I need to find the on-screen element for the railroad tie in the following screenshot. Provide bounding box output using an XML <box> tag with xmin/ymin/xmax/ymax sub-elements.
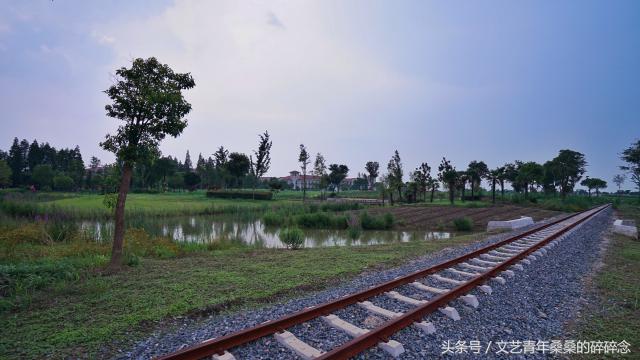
<box><xmin>212</xmin><ymin>351</ymin><xmax>236</xmax><ymax>360</ymax></box>
<box><xmin>481</xmin><ymin>253</ymin><xmax>509</xmax><ymax>261</ymax></box>
<box><xmin>385</xmin><ymin>291</ymin><xmax>427</xmax><ymax>306</ymax></box>
<box><xmin>430</xmin><ymin>274</ymin><xmax>465</xmax><ymax>286</ymax></box>
<box><xmin>358</xmin><ymin>301</ymin><xmax>403</xmax><ymax>318</ymax></box>
<box><xmin>411</xmin><ymin>281</ymin><xmax>448</xmax><ymax>294</ymax></box>
<box><xmin>446</xmin><ymin>268</ymin><xmax>480</xmax><ymax>277</ymax></box>
<box><xmin>322</xmin><ymin>314</ymin><xmax>405</xmax><ymax>358</ymax></box>
<box><xmin>472</xmin><ymin>258</ymin><xmax>501</xmax><ymax>267</ymax></box>
<box><xmin>459</xmin><ymin>262</ymin><xmax>490</xmax><ymax>272</ymax></box>
<box><xmin>274</xmin><ymin>331</ymin><xmax>325</xmax><ymax>360</ymax></box>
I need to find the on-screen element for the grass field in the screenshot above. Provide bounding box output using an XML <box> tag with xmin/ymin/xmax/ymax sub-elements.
<box><xmin>575</xmin><ymin>203</ymin><xmax>640</xmax><ymax>357</ymax></box>
<box><xmin>0</xmin><ymin>232</ymin><xmax>486</xmax><ymax>359</ymax></box>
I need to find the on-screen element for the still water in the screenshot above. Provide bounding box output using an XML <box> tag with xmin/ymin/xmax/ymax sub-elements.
<box><xmin>79</xmin><ymin>216</ymin><xmax>455</xmax><ymax>248</ymax></box>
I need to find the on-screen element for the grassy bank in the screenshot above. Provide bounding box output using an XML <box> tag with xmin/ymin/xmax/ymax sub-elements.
<box><xmin>0</xmin><ymin>231</ymin><xmax>485</xmax><ymax>359</ymax></box>
<box><xmin>575</xmin><ymin>204</ymin><xmax>639</xmax><ymax>356</ymax></box>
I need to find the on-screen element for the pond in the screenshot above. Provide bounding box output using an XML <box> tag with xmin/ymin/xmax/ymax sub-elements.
<box><xmin>79</xmin><ymin>216</ymin><xmax>457</xmax><ymax>248</ymax></box>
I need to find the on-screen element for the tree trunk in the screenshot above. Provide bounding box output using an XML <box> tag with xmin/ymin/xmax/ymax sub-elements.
<box><xmin>492</xmin><ymin>179</ymin><xmax>496</xmax><ymax>204</ymax></box>
<box><xmin>500</xmin><ymin>181</ymin><xmax>505</xmax><ymax>199</ymax></box>
<box><xmin>106</xmin><ymin>164</ymin><xmax>133</xmax><ymax>272</ymax></box>
<box><xmin>449</xmin><ymin>183</ymin><xmax>455</xmax><ymax>204</ymax></box>
<box><xmin>302</xmin><ymin>173</ymin><xmax>307</xmax><ymax>202</ymax></box>
<box><xmin>430</xmin><ymin>187</ymin><xmax>435</xmax><ymax>203</ymax></box>
<box><xmin>471</xmin><ymin>184</ymin><xmax>474</xmax><ymax>199</ymax></box>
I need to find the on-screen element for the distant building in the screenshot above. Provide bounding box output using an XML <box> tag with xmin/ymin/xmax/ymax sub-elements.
<box><xmin>280</xmin><ymin>171</ymin><xmax>321</xmax><ymax>190</ymax></box>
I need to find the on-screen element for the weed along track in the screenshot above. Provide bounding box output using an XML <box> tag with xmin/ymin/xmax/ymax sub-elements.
<box><xmin>155</xmin><ymin>205</ymin><xmax>609</xmax><ymax>360</ymax></box>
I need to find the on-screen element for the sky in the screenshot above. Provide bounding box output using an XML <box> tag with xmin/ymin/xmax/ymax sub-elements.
<box><xmin>1</xmin><ymin>0</ymin><xmax>639</xmax><ymax>191</ymax></box>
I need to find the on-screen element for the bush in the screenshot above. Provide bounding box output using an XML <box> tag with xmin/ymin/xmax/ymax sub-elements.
<box><xmin>453</xmin><ymin>217</ymin><xmax>474</xmax><ymax>231</ymax></box>
<box><xmin>280</xmin><ymin>227</ymin><xmax>304</xmax><ymax>249</ymax></box>
<box><xmin>294</xmin><ymin>212</ymin><xmax>348</xmax><ymax>229</ymax></box>
<box><xmin>206</xmin><ymin>190</ymin><xmax>273</xmax><ymax>200</ymax></box>
<box><xmin>360</xmin><ymin>212</ymin><xmax>394</xmax><ymax>230</ymax></box>
<box><xmin>320</xmin><ymin>202</ymin><xmax>362</xmax><ymax>212</ymax></box>
<box><xmin>262</xmin><ymin>211</ymin><xmax>285</xmax><ymax>226</ymax></box>
<box><xmin>348</xmin><ymin>226</ymin><xmax>361</xmax><ymax>240</ymax></box>
<box><xmin>53</xmin><ymin>175</ymin><xmax>74</xmax><ymax>191</ymax></box>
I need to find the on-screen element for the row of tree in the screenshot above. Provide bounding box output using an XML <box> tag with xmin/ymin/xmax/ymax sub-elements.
<box><xmin>0</xmin><ymin>138</ymin><xmax>85</xmax><ymax>190</ymax></box>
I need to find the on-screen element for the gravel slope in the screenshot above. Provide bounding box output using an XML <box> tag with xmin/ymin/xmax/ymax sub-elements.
<box><xmin>122</xmin><ymin>208</ymin><xmax>611</xmax><ymax>359</ymax></box>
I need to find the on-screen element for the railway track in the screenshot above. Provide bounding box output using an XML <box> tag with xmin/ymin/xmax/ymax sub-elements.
<box><xmin>157</xmin><ymin>204</ymin><xmax>609</xmax><ymax>360</ymax></box>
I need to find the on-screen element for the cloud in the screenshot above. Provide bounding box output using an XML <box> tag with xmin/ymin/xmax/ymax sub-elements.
<box><xmin>95</xmin><ymin>0</ymin><xmax>411</xmax><ymax>130</ymax></box>
<box><xmin>267</xmin><ymin>11</ymin><xmax>285</xmax><ymax>29</ymax></box>
<box><xmin>91</xmin><ymin>30</ymin><xmax>116</xmax><ymax>45</ymax></box>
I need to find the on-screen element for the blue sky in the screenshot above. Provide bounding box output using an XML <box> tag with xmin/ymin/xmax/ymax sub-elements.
<box><xmin>1</xmin><ymin>1</ymin><xmax>638</xmax><ymax>190</ymax></box>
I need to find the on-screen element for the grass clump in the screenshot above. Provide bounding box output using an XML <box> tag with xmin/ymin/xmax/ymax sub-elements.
<box><xmin>452</xmin><ymin>217</ymin><xmax>474</xmax><ymax>231</ymax></box>
<box><xmin>294</xmin><ymin>212</ymin><xmax>348</xmax><ymax>229</ymax></box>
<box><xmin>262</xmin><ymin>211</ymin><xmax>285</xmax><ymax>226</ymax></box>
<box><xmin>360</xmin><ymin>212</ymin><xmax>394</xmax><ymax>230</ymax></box>
<box><xmin>348</xmin><ymin>227</ymin><xmax>362</xmax><ymax>240</ymax></box>
<box><xmin>279</xmin><ymin>227</ymin><xmax>305</xmax><ymax>249</ymax></box>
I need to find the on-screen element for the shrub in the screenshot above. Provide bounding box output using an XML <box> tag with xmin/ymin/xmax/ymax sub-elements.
<box><xmin>53</xmin><ymin>175</ymin><xmax>74</xmax><ymax>191</ymax></box>
<box><xmin>453</xmin><ymin>217</ymin><xmax>474</xmax><ymax>231</ymax></box>
<box><xmin>348</xmin><ymin>226</ymin><xmax>361</xmax><ymax>240</ymax></box>
<box><xmin>206</xmin><ymin>190</ymin><xmax>273</xmax><ymax>200</ymax></box>
<box><xmin>262</xmin><ymin>211</ymin><xmax>285</xmax><ymax>226</ymax></box>
<box><xmin>280</xmin><ymin>227</ymin><xmax>305</xmax><ymax>249</ymax></box>
<box><xmin>294</xmin><ymin>213</ymin><xmax>348</xmax><ymax>229</ymax></box>
<box><xmin>360</xmin><ymin>212</ymin><xmax>394</xmax><ymax>230</ymax></box>
<box><xmin>320</xmin><ymin>202</ymin><xmax>362</xmax><ymax>212</ymax></box>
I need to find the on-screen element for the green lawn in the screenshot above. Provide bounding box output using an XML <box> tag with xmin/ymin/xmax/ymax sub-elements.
<box><xmin>0</xmin><ymin>233</ymin><xmax>485</xmax><ymax>359</ymax></box>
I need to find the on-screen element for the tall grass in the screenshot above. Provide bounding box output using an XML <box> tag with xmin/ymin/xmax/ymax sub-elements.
<box><xmin>360</xmin><ymin>212</ymin><xmax>394</xmax><ymax>230</ymax></box>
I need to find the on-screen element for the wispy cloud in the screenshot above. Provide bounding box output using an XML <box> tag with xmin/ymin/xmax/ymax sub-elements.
<box><xmin>267</xmin><ymin>11</ymin><xmax>285</xmax><ymax>29</ymax></box>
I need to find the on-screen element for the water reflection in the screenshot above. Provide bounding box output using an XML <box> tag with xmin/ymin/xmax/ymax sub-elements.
<box><xmin>79</xmin><ymin>216</ymin><xmax>454</xmax><ymax>248</ymax></box>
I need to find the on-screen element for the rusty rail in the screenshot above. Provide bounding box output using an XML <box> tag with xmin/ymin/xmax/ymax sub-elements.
<box><xmin>157</xmin><ymin>205</ymin><xmax>609</xmax><ymax>360</ymax></box>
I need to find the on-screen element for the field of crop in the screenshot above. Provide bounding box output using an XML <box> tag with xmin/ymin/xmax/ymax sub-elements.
<box><xmin>360</xmin><ymin>204</ymin><xmax>562</xmax><ymax>231</ymax></box>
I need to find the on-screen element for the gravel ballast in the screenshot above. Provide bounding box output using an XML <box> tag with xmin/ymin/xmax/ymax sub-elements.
<box><xmin>123</xmin><ymin>208</ymin><xmax>611</xmax><ymax>359</ymax></box>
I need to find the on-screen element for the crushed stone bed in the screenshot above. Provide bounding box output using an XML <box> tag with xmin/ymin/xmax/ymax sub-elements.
<box><xmin>121</xmin><ymin>209</ymin><xmax>610</xmax><ymax>359</ymax></box>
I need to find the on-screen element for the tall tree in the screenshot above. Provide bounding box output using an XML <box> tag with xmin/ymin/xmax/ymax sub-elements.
<box><xmin>517</xmin><ymin>161</ymin><xmax>544</xmax><ymax>198</ymax></box>
<box><xmin>250</xmin><ymin>131</ymin><xmax>272</xmax><ymax>199</ymax></box>
<box><xmin>387</xmin><ymin>150</ymin><xmax>403</xmax><ymax>201</ymax></box>
<box><xmin>100</xmin><ymin>57</ymin><xmax>195</xmax><ymax>271</ymax></box>
<box><xmin>7</xmin><ymin>138</ymin><xmax>29</xmax><ymax>187</ymax></box>
<box><xmin>612</xmin><ymin>174</ymin><xmax>625</xmax><ymax>196</ymax></box>
<box><xmin>620</xmin><ymin>140</ymin><xmax>640</xmax><ymax>201</ymax></box>
<box><xmin>427</xmin><ymin>177</ymin><xmax>439</xmax><ymax>203</ymax></box>
<box><xmin>548</xmin><ymin>150</ymin><xmax>587</xmax><ymax>199</ymax></box>
<box><xmin>502</xmin><ymin>162</ymin><xmax>521</xmax><ymax>194</ymax></box>
<box><xmin>466</xmin><ymin>160</ymin><xmax>489</xmax><ymax>199</ymax></box>
<box><xmin>581</xmin><ymin>177</ymin><xmax>607</xmax><ymax>197</ymax></box>
<box><xmin>226</xmin><ymin>152</ymin><xmax>250</xmax><ymax>187</ymax></box>
<box><xmin>438</xmin><ymin>157</ymin><xmax>458</xmax><ymax>204</ymax></box>
<box><xmin>365</xmin><ymin>161</ymin><xmax>380</xmax><ymax>190</ymax></box>
<box><xmin>0</xmin><ymin>160</ymin><xmax>12</xmax><ymax>188</ymax></box>
<box><xmin>183</xmin><ymin>150</ymin><xmax>193</xmax><ymax>171</ymax></box>
<box><xmin>313</xmin><ymin>153</ymin><xmax>328</xmax><ymax>200</ymax></box>
<box><xmin>27</xmin><ymin>140</ymin><xmax>43</xmax><ymax>172</ymax></box>
<box><xmin>412</xmin><ymin>162</ymin><xmax>431</xmax><ymax>201</ymax></box>
<box><xmin>213</xmin><ymin>146</ymin><xmax>229</xmax><ymax>169</ymax></box>
<box><xmin>487</xmin><ymin>166</ymin><xmax>505</xmax><ymax>204</ymax></box>
<box><xmin>456</xmin><ymin>171</ymin><xmax>469</xmax><ymax>201</ymax></box>
<box><xmin>298</xmin><ymin>144</ymin><xmax>310</xmax><ymax>201</ymax></box>
<box><xmin>328</xmin><ymin>164</ymin><xmax>349</xmax><ymax>192</ymax></box>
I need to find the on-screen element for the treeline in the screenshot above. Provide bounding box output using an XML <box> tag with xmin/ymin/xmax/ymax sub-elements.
<box><xmin>365</xmin><ymin>148</ymin><xmax>608</xmax><ymax>204</ymax></box>
<box><xmin>0</xmin><ymin>138</ymin><xmax>85</xmax><ymax>190</ymax></box>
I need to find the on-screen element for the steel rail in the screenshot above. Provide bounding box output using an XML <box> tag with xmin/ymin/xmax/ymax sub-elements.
<box><xmin>156</xmin><ymin>205</ymin><xmax>607</xmax><ymax>360</ymax></box>
<box><xmin>317</xmin><ymin>204</ymin><xmax>610</xmax><ymax>359</ymax></box>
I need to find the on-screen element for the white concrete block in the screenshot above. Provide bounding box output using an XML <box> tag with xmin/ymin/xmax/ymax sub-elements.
<box><xmin>358</xmin><ymin>301</ymin><xmax>403</xmax><ymax>318</ymax></box>
<box><xmin>502</xmin><ymin>270</ymin><xmax>515</xmax><ymax>278</ymax></box>
<box><xmin>322</xmin><ymin>314</ymin><xmax>369</xmax><ymax>337</ymax></box>
<box><xmin>385</xmin><ymin>291</ymin><xmax>427</xmax><ymax>306</ymax></box>
<box><xmin>512</xmin><ymin>264</ymin><xmax>524</xmax><ymax>271</ymax></box>
<box><xmin>492</xmin><ymin>276</ymin><xmax>506</xmax><ymax>285</ymax></box>
<box><xmin>482</xmin><ymin>253</ymin><xmax>509</xmax><ymax>261</ymax></box>
<box><xmin>414</xmin><ymin>321</ymin><xmax>436</xmax><ymax>334</ymax></box>
<box><xmin>212</xmin><ymin>351</ymin><xmax>236</xmax><ymax>360</ymax></box>
<box><xmin>275</xmin><ymin>331</ymin><xmax>324</xmax><ymax>359</ymax></box>
<box><xmin>478</xmin><ymin>285</ymin><xmax>493</xmax><ymax>294</ymax></box>
<box><xmin>439</xmin><ymin>306</ymin><xmax>461</xmax><ymax>321</ymax></box>
<box><xmin>520</xmin><ymin>259</ymin><xmax>531</xmax><ymax>265</ymax></box>
<box><xmin>472</xmin><ymin>258</ymin><xmax>501</xmax><ymax>266</ymax></box>
<box><xmin>527</xmin><ymin>255</ymin><xmax>537</xmax><ymax>261</ymax></box>
<box><xmin>613</xmin><ymin>220</ymin><xmax>638</xmax><ymax>239</ymax></box>
<box><xmin>460</xmin><ymin>294</ymin><xmax>479</xmax><ymax>308</ymax></box>
<box><xmin>487</xmin><ymin>216</ymin><xmax>534</xmax><ymax>231</ymax></box>
<box><xmin>378</xmin><ymin>340</ymin><xmax>405</xmax><ymax>358</ymax></box>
